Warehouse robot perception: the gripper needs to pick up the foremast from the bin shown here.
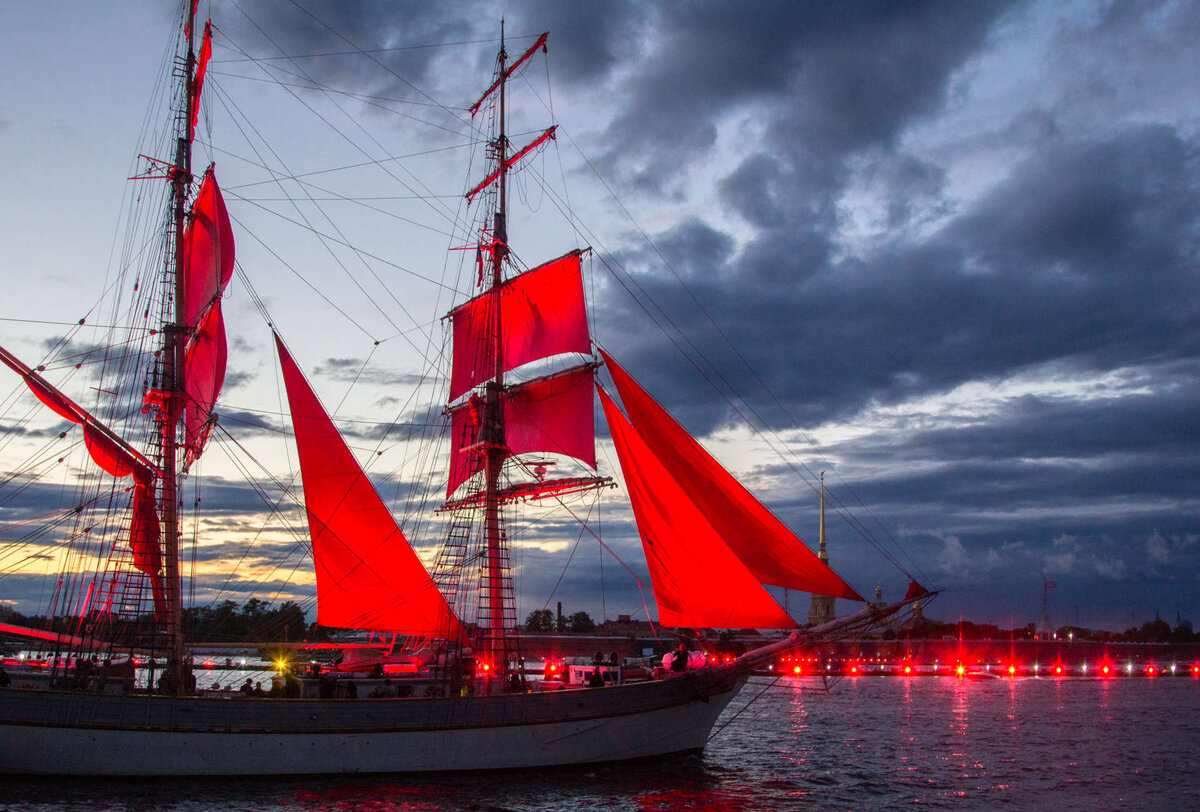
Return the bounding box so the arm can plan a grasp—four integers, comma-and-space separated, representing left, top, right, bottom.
153, 0, 215, 694
152, 0, 196, 695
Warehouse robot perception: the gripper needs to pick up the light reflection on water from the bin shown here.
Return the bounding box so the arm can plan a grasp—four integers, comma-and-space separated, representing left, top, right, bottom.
1, 676, 1197, 810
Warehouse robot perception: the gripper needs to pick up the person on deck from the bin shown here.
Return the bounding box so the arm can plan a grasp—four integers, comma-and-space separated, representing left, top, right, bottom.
671, 642, 689, 672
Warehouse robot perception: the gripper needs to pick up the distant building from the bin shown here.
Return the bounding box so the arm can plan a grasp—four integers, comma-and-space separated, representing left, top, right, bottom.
597, 614, 656, 636
807, 473, 837, 627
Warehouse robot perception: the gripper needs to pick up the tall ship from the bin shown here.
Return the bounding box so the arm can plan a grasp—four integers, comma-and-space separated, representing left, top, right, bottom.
0, 4, 932, 775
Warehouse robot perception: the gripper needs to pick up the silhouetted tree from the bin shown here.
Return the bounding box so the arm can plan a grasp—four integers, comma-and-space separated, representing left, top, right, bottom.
566, 611, 595, 632
524, 610, 554, 632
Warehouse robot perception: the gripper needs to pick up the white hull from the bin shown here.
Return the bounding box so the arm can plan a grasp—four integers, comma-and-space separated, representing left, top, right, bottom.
0, 668, 745, 776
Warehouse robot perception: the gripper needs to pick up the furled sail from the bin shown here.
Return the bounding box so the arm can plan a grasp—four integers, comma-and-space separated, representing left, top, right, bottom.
598, 387, 797, 629
276, 335, 464, 638
446, 364, 596, 496
180, 166, 234, 464
600, 350, 863, 602
448, 250, 589, 401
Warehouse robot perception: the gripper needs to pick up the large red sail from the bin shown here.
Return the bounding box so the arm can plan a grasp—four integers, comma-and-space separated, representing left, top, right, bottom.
600, 351, 863, 602
447, 365, 596, 496
448, 250, 589, 401
599, 387, 797, 629
276, 335, 463, 637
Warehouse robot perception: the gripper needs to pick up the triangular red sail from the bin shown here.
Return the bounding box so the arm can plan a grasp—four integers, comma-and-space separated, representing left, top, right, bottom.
446, 365, 596, 496
449, 251, 589, 400
183, 300, 227, 465
599, 387, 797, 629
182, 166, 234, 330
276, 334, 463, 638
600, 351, 863, 602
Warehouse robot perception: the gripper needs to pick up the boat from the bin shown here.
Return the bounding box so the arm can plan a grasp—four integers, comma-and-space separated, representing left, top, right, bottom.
0, 4, 932, 775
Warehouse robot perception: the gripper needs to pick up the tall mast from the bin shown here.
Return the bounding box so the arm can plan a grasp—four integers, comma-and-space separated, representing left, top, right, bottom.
159, 0, 197, 694
462, 25, 554, 687
482, 21, 512, 685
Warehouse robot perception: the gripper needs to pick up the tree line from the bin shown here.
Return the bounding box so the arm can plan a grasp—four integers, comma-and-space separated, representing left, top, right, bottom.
523, 609, 595, 633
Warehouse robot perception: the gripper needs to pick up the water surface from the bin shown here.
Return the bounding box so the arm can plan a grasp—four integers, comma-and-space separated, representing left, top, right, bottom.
2, 676, 1196, 810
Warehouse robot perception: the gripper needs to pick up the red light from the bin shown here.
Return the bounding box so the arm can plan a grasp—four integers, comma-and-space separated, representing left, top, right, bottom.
956, 665, 965, 676
482, 663, 490, 672
793, 665, 801, 675
1102, 665, 1110, 675
1008, 665, 1016, 676
850, 666, 857, 674
904, 666, 912, 675
1054, 666, 1062, 675
1193, 665, 1199, 675
1148, 666, 1156, 676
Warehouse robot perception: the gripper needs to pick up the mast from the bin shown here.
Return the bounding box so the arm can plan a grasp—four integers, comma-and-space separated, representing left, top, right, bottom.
459, 26, 560, 686
159, 0, 198, 694
482, 21, 512, 685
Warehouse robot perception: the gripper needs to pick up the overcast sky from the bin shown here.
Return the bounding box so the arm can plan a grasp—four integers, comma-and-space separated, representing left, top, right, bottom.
1, 0, 1198, 632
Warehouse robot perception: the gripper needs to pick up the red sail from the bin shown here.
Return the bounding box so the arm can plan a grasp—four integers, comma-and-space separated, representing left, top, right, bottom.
599, 387, 797, 629
449, 251, 589, 401
129, 477, 162, 578
82, 425, 140, 478
447, 365, 596, 496
189, 21, 212, 143
183, 300, 227, 465
276, 335, 463, 637
179, 166, 234, 467
182, 166, 234, 330
25, 374, 83, 423
601, 351, 863, 602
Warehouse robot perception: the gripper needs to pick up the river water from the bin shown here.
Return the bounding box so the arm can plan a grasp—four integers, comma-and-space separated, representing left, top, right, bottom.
1, 675, 1196, 810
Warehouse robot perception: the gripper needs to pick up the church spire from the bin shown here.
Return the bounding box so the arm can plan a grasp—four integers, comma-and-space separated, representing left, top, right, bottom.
808, 472, 837, 626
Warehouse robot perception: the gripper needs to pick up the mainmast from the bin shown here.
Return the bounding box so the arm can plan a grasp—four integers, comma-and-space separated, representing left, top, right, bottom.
459, 27, 568, 688
460, 25, 554, 686
481, 23, 513, 686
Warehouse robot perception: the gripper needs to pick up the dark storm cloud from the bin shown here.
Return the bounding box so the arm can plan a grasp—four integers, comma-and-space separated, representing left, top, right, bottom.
581, 0, 1199, 629
600, 122, 1200, 435
592, 1, 1013, 192
214, 0, 641, 95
